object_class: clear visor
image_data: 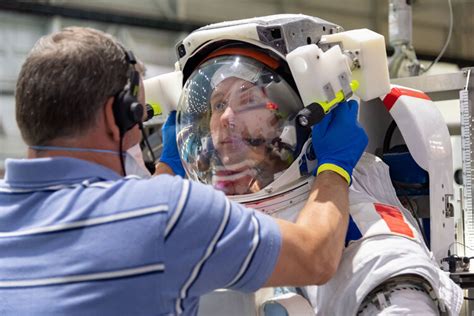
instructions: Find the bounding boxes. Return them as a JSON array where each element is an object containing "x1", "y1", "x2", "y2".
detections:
[{"x1": 177, "y1": 55, "x2": 304, "y2": 196}]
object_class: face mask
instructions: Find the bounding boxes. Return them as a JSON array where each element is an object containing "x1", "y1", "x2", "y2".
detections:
[
  {"x1": 29, "y1": 144, "x2": 151, "y2": 178},
  {"x1": 124, "y1": 143, "x2": 151, "y2": 178}
]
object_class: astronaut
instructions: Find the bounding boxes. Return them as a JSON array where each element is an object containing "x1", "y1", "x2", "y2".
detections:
[{"x1": 157, "y1": 14, "x2": 463, "y2": 315}]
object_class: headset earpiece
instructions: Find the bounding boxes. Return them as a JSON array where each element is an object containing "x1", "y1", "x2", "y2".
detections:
[
  {"x1": 112, "y1": 49, "x2": 144, "y2": 135},
  {"x1": 130, "y1": 102, "x2": 144, "y2": 123}
]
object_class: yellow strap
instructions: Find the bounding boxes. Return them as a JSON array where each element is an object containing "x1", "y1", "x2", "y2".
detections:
[
  {"x1": 319, "y1": 91, "x2": 345, "y2": 113},
  {"x1": 317, "y1": 80, "x2": 360, "y2": 114},
  {"x1": 148, "y1": 102, "x2": 163, "y2": 116},
  {"x1": 133, "y1": 85, "x2": 139, "y2": 97},
  {"x1": 317, "y1": 163, "x2": 351, "y2": 184}
]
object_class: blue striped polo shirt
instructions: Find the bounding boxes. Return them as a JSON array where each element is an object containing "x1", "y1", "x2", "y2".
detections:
[{"x1": 0, "y1": 157, "x2": 281, "y2": 315}]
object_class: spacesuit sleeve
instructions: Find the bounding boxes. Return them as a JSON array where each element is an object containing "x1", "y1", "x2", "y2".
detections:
[{"x1": 162, "y1": 177, "x2": 282, "y2": 298}]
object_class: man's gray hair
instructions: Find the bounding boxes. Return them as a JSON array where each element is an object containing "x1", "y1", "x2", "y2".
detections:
[{"x1": 16, "y1": 26, "x2": 130, "y2": 145}]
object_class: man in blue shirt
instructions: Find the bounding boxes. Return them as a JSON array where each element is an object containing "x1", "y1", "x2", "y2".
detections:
[{"x1": 0, "y1": 26, "x2": 367, "y2": 315}]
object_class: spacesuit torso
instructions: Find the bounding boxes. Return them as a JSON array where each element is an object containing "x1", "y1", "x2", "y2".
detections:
[
  {"x1": 305, "y1": 153, "x2": 463, "y2": 315},
  {"x1": 198, "y1": 152, "x2": 463, "y2": 315}
]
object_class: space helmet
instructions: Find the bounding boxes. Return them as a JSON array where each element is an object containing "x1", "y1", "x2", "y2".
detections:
[{"x1": 175, "y1": 14, "x2": 343, "y2": 199}]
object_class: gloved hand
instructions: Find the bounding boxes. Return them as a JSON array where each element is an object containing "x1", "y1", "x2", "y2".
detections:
[
  {"x1": 159, "y1": 111, "x2": 186, "y2": 177},
  {"x1": 312, "y1": 100, "x2": 368, "y2": 184}
]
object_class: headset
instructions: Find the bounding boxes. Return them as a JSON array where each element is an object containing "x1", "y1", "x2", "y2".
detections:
[
  {"x1": 112, "y1": 47, "x2": 156, "y2": 175},
  {"x1": 112, "y1": 49, "x2": 145, "y2": 135}
]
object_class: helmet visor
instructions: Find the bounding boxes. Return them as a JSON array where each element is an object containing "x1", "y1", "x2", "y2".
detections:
[{"x1": 177, "y1": 55, "x2": 303, "y2": 195}]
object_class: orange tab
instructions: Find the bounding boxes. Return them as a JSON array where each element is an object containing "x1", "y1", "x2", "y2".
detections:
[{"x1": 374, "y1": 203, "x2": 414, "y2": 238}]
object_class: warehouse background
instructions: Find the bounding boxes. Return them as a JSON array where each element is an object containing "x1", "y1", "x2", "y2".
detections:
[{"x1": 0, "y1": 0, "x2": 473, "y2": 175}]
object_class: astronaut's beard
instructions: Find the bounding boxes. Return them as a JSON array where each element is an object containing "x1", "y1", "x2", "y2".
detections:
[{"x1": 211, "y1": 159, "x2": 260, "y2": 195}]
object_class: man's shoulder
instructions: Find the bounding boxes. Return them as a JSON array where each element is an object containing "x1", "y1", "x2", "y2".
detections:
[
  {"x1": 85, "y1": 174, "x2": 186, "y2": 208},
  {"x1": 106, "y1": 175, "x2": 226, "y2": 218}
]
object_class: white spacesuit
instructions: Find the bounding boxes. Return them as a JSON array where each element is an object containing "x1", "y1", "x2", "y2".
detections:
[
  {"x1": 306, "y1": 153, "x2": 462, "y2": 315},
  {"x1": 146, "y1": 14, "x2": 463, "y2": 315}
]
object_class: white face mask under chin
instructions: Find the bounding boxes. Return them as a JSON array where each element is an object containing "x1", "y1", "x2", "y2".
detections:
[{"x1": 125, "y1": 143, "x2": 152, "y2": 178}]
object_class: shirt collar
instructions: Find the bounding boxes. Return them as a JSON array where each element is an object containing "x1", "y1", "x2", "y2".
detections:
[{"x1": 2, "y1": 157, "x2": 121, "y2": 189}]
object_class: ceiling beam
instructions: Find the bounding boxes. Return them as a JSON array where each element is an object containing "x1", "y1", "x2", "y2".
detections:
[{"x1": 0, "y1": 0, "x2": 204, "y2": 33}]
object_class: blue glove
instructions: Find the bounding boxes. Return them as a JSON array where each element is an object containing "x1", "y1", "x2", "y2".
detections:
[
  {"x1": 159, "y1": 111, "x2": 186, "y2": 177},
  {"x1": 312, "y1": 100, "x2": 368, "y2": 184}
]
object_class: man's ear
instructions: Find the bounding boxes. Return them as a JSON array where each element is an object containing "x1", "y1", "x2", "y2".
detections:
[{"x1": 104, "y1": 97, "x2": 121, "y2": 143}]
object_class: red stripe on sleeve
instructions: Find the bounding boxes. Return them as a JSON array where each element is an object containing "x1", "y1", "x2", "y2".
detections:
[
  {"x1": 382, "y1": 87, "x2": 431, "y2": 111},
  {"x1": 374, "y1": 203, "x2": 415, "y2": 238}
]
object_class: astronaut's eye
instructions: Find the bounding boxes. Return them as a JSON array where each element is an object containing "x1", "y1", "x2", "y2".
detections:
[{"x1": 212, "y1": 102, "x2": 227, "y2": 112}]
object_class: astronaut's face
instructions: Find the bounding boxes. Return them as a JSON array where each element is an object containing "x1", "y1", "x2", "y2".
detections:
[
  {"x1": 210, "y1": 78, "x2": 278, "y2": 165},
  {"x1": 208, "y1": 77, "x2": 280, "y2": 194}
]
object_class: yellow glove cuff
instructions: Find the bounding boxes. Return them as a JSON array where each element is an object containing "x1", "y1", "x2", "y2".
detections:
[{"x1": 317, "y1": 163, "x2": 351, "y2": 185}]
